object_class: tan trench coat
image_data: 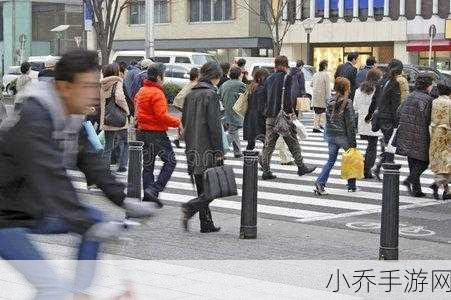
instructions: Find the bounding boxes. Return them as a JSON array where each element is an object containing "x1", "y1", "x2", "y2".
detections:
[{"x1": 429, "y1": 95, "x2": 451, "y2": 175}]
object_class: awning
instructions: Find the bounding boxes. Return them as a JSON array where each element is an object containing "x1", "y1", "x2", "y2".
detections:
[{"x1": 407, "y1": 40, "x2": 451, "y2": 52}]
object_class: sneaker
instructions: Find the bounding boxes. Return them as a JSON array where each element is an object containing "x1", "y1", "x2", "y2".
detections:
[
  {"x1": 298, "y1": 164, "x2": 316, "y2": 176},
  {"x1": 262, "y1": 171, "x2": 277, "y2": 180},
  {"x1": 314, "y1": 182, "x2": 326, "y2": 195}
]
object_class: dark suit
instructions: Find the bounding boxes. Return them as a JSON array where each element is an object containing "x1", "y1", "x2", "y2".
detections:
[{"x1": 335, "y1": 62, "x2": 358, "y2": 100}]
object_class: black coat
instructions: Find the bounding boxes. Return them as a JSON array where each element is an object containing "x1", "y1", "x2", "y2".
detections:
[
  {"x1": 0, "y1": 99, "x2": 125, "y2": 232},
  {"x1": 263, "y1": 71, "x2": 294, "y2": 118},
  {"x1": 335, "y1": 62, "x2": 358, "y2": 100},
  {"x1": 325, "y1": 96, "x2": 357, "y2": 147},
  {"x1": 182, "y1": 81, "x2": 223, "y2": 175},
  {"x1": 373, "y1": 79, "x2": 401, "y2": 131},
  {"x1": 290, "y1": 67, "x2": 306, "y2": 104},
  {"x1": 395, "y1": 90, "x2": 433, "y2": 162},
  {"x1": 243, "y1": 85, "x2": 266, "y2": 141}
]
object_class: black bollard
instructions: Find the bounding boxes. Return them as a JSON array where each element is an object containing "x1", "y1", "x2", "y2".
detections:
[
  {"x1": 379, "y1": 163, "x2": 401, "y2": 260},
  {"x1": 240, "y1": 151, "x2": 259, "y2": 239},
  {"x1": 127, "y1": 141, "x2": 144, "y2": 199}
]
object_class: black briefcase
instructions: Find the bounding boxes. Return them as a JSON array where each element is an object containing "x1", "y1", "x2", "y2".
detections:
[{"x1": 203, "y1": 166, "x2": 238, "y2": 201}]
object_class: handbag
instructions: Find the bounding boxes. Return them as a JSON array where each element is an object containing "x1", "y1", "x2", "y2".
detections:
[
  {"x1": 104, "y1": 84, "x2": 127, "y2": 128},
  {"x1": 233, "y1": 88, "x2": 250, "y2": 118},
  {"x1": 296, "y1": 97, "x2": 311, "y2": 112},
  {"x1": 274, "y1": 74, "x2": 294, "y2": 137},
  {"x1": 203, "y1": 165, "x2": 238, "y2": 201},
  {"x1": 341, "y1": 148, "x2": 364, "y2": 180}
]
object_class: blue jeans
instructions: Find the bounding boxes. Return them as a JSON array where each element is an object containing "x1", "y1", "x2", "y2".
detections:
[
  {"x1": 0, "y1": 206, "x2": 103, "y2": 298},
  {"x1": 104, "y1": 129, "x2": 129, "y2": 170},
  {"x1": 137, "y1": 130, "x2": 176, "y2": 194},
  {"x1": 316, "y1": 136, "x2": 356, "y2": 189}
]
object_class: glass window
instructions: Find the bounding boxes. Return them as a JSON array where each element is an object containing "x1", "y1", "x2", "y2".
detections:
[
  {"x1": 192, "y1": 54, "x2": 218, "y2": 65},
  {"x1": 175, "y1": 57, "x2": 191, "y2": 64},
  {"x1": 129, "y1": 1, "x2": 145, "y2": 24},
  {"x1": 152, "y1": 56, "x2": 170, "y2": 63},
  {"x1": 201, "y1": 0, "x2": 211, "y2": 21},
  {"x1": 214, "y1": 0, "x2": 223, "y2": 21},
  {"x1": 171, "y1": 66, "x2": 189, "y2": 78},
  {"x1": 190, "y1": 0, "x2": 200, "y2": 22},
  {"x1": 130, "y1": 0, "x2": 169, "y2": 24},
  {"x1": 260, "y1": 0, "x2": 268, "y2": 22},
  {"x1": 190, "y1": 0, "x2": 232, "y2": 22},
  {"x1": 155, "y1": 0, "x2": 170, "y2": 23}
]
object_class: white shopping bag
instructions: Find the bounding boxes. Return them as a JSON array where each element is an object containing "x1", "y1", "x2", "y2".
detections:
[
  {"x1": 386, "y1": 129, "x2": 397, "y2": 154},
  {"x1": 292, "y1": 118, "x2": 308, "y2": 140}
]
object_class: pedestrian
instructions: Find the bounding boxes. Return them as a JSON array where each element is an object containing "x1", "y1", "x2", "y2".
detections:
[
  {"x1": 220, "y1": 66, "x2": 247, "y2": 158},
  {"x1": 123, "y1": 60, "x2": 141, "y2": 116},
  {"x1": 259, "y1": 55, "x2": 316, "y2": 180},
  {"x1": 335, "y1": 52, "x2": 359, "y2": 100},
  {"x1": 173, "y1": 67, "x2": 199, "y2": 148},
  {"x1": 135, "y1": 63, "x2": 181, "y2": 208},
  {"x1": 290, "y1": 60, "x2": 306, "y2": 111},
  {"x1": 396, "y1": 74, "x2": 435, "y2": 197},
  {"x1": 0, "y1": 50, "x2": 152, "y2": 299},
  {"x1": 243, "y1": 68, "x2": 269, "y2": 150},
  {"x1": 429, "y1": 83, "x2": 451, "y2": 200},
  {"x1": 353, "y1": 68, "x2": 383, "y2": 179},
  {"x1": 100, "y1": 63, "x2": 130, "y2": 173},
  {"x1": 128, "y1": 59, "x2": 153, "y2": 105},
  {"x1": 15, "y1": 62, "x2": 32, "y2": 93},
  {"x1": 355, "y1": 56, "x2": 376, "y2": 89},
  {"x1": 315, "y1": 77, "x2": 357, "y2": 195},
  {"x1": 396, "y1": 69, "x2": 410, "y2": 103},
  {"x1": 312, "y1": 59, "x2": 331, "y2": 132},
  {"x1": 38, "y1": 58, "x2": 57, "y2": 82},
  {"x1": 181, "y1": 61, "x2": 223, "y2": 233},
  {"x1": 369, "y1": 59, "x2": 403, "y2": 180},
  {"x1": 236, "y1": 58, "x2": 251, "y2": 84},
  {"x1": 218, "y1": 62, "x2": 231, "y2": 88}
]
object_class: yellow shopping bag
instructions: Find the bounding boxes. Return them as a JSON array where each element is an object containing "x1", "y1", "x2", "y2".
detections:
[{"x1": 341, "y1": 148, "x2": 364, "y2": 180}]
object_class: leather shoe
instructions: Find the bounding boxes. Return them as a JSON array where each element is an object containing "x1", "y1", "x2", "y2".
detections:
[
  {"x1": 143, "y1": 188, "x2": 164, "y2": 208},
  {"x1": 298, "y1": 164, "x2": 316, "y2": 176},
  {"x1": 262, "y1": 171, "x2": 277, "y2": 180}
]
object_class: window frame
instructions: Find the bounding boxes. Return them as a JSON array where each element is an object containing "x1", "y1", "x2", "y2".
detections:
[
  {"x1": 189, "y1": 0, "x2": 233, "y2": 24},
  {"x1": 129, "y1": 0, "x2": 171, "y2": 26}
]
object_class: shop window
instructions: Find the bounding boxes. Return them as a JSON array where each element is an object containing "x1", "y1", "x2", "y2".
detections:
[
  {"x1": 260, "y1": 0, "x2": 268, "y2": 22},
  {"x1": 189, "y1": 0, "x2": 232, "y2": 22},
  {"x1": 129, "y1": 0, "x2": 170, "y2": 25},
  {"x1": 344, "y1": 0, "x2": 353, "y2": 21},
  {"x1": 373, "y1": 0, "x2": 384, "y2": 21}
]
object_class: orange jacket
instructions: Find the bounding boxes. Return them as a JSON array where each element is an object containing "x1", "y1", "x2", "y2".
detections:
[{"x1": 135, "y1": 80, "x2": 180, "y2": 131}]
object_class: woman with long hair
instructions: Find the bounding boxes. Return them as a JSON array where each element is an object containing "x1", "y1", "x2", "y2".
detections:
[
  {"x1": 312, "y1": 60, "x2": 331, "y2": 132},
  {"x1": 315, "y1": 77, "x2": 357, "y2": 195},
  {"x1": 353, "y1": 68, "x2": 383, "y2": 179},
  {"x1": 243, "y1": 68, "x2": 270, "y2": 150}
]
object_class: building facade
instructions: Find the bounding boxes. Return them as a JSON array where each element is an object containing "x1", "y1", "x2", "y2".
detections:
[
  {"x1": 0, "y1": 0, "x2": 85, "y2": 71},
  {"x1": 282, "y1": 0, "x2": 451, "y2": 71},
  {"x1": 112, "y1": 0, "x2": 273, "y2": 62}
]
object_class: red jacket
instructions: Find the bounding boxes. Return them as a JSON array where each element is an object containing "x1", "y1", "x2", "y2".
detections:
[{"x1": 135, "y1": 80, "x2": 180, "y2": 131}]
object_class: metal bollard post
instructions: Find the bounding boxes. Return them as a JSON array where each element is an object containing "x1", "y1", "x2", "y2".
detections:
[
  {"x1": 379, "y1": 163, "x2": 401, "y2": 260},
  {"x1": 127, "y1": 141, "x2": 144, "y2": 199},
  {"x1": 240, "y1": 151, "x2": 259, "y2": 239}
]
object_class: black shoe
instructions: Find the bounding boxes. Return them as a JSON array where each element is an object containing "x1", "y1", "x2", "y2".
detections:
[
  {"x1": 430, "y1": 184, "x2": 439, "y2": 200},
  {"x1": 348, "y1": 187, "x2": 358, "y2": 192},
  {"x1": 312, "y1": 128, "x2": 322, "y2": 133},
  {"x1": 262, "y1": 171, "x2": 277, "y2": 180},
  {"x1": 402, "y1": 180, "x2": 412, "y2": 195},
  {"x1": 364, "y1": 174, "x2": 374, "y2": 180},
  {"x1": 372, "y1": 168, "x2": 381, "y2": 181},
  {"x1": 281, "y1": 161, "x2": 295, "y2": 166},
  {"x1": 443, "y1": 191, "x2": 451, "y2": 201},
  {"x1": 181, "y1": 204, "x2": 196, "y2": 231},
  {"x1": 234, "y1": 153, "x2": 243, "y2": 159},
  {"x1": 143, "y1": 188, "x2": 164, "y2": 208},
  {"x1": 413, "y1": 191, "x2": 426, "y2": 198},
  {"x1": 200, "y1": 224, "x2": 221, "y2": 233},
  {"x1": 319, "y1": 125, "x2": 325, "y2": 130},
  {"x1": 298, "y1": 164, "x2": 316, "y2": 176},
  {"x1": 173, "y1": 139, "x2": 181, "y2": 148},
  {"x1": 116, "y1": 167, "x2": 127, "y2": 173}
]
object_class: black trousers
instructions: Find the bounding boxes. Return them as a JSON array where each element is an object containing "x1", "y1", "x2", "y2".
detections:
[
  {"x1": 362, "y1": 136, "x2": 379, "y2": 176},
  {"x1": 186, "y1": 174, "x2": 214, "y2": 225},
  {"x1": 407, "y1": 157, "x2": 429, "y2": 193}
]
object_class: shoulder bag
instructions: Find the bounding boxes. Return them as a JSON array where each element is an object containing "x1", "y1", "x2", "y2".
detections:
[
  {"x1": 203, "y1": 165, "x2": 238, "y2": 201},
  {"x1": 233, "y1": 87, "x2": 250, "y2": 118},
  {"x1": 273, "y1": 74, "x2": 294, "y2": 137},
  {"x1": 104, "y1": 83, "x2": 127, "y2": 128}
]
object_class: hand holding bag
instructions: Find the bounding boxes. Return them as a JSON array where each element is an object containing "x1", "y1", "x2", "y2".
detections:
[
  {"x1": 233, "y1": 87, "x2": 250, "y2": 118},
  {"x1": 104, "y1": 84, "x2": 127, "y2": 128},
  {"x1": 203, "y1": 165, "x2": 238, "y2": 201}
]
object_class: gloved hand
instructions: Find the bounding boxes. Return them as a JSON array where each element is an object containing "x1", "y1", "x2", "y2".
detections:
[
  {"x1": 85, "y1": 222, "x2": 123, "y2": 242},
  {"x1": 123, "y1": 198, "x2": 154, "y2": 219}
]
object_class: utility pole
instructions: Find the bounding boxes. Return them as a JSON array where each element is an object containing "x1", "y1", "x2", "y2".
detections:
[{"x1": 145, "y1": 0, "x2": 155, "y2": 59}]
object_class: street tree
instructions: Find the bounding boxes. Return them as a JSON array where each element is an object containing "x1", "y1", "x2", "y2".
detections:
[
  {"x1": 83, "y1": 0, "x2": 137, "y2": 65},
  {"x1": 236, "y1": 0, "x2": 304, "y2": 56}
]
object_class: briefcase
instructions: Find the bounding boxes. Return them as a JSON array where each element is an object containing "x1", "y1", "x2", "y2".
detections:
[{"x1": 203, "y1": 166, "x2": 238, "y2": 201}]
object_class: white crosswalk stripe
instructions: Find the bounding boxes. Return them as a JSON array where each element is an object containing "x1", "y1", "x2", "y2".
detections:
[{"x1": 69, "y1": 113, "x2": 441, "y2": 223}]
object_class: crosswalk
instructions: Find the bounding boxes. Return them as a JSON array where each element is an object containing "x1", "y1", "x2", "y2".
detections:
[{"x1": 70, "y1": 112, "x2": 441, "y2": 223}]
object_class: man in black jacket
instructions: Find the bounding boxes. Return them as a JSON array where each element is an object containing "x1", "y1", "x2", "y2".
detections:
[
  {"x1": 0, "y1": 50, "x2": 152, "y2": 298},
  {"x1": 335, "y1": 52, "x2": 359, "y2": 100},
  {"x1": 290, "y1": 60, "x2": 306, "y2": 105},
  {"x1": 259, "y1": 56, "x2": 316, "y2": 180},
  {"x1": 355, "y1": 56, "x2": 376, "y2": 89}
]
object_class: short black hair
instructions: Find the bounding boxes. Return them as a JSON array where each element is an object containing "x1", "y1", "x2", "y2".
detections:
[
  {"x1": 274, "y1": 55, "x2": 289, "y2": 69},
  {"x1": 199, "y1": 61, "x2": 223, "y2": 82},
  {"x1": 20, "y1": 62, "x2": 31, "y2": 74},
  {"x1": 415, "y1": 73, "x2": 434, "y2": 91},
  {"x1": 54, "y1": 50, "x2": 99, "y2": 82},
  {"x1": 229, "y1": 66, "x2": 242, "y2": 80},
  {"x1": 347, "y1": 52, "x2": 359, "y2": 62},
  {"x1": 189, "y1": 67, "x2": 199, "y2": 81},
  {"x1": 296, "y1": 60, "x2": 304, "y2": 68},
  {"x1": 319, "y1": 60, "x2": 328, "y2": 72},
  {"x1": 237, "y1": 58, "x2": 246, "y2": 68},
  {"x1": 118, "y1": 61, "x2": 127, "y2": 74},
  {"x1": 437, "y1": 83, "x2": 451, "y2": 96},
  {"x1": 366, "y1": 56, "x2": 376, "y2": 67},
  {"x1": 102, "y1": 63, "x2": 120, "y2": 78},
  {"x1": 147, "y1": 63, "x2": 166, "y2": 82},
  {"x1": 220, "y1": 62, "x2": 231, "y2": 76}
]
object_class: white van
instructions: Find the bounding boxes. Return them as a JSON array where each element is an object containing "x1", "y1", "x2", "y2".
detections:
[{"x1": 111, "y1": 51, "x2": 218, "y2": 67}]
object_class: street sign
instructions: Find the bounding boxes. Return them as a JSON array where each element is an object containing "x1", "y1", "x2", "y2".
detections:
[{"x1": 429, "y1": 24, "x2": 437, "y2": 39}]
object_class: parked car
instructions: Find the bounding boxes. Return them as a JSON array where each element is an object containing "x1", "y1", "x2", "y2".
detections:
[
  {"x1": 2, "y1": 66, "x2": 39, "y2": 95},
  {"x1": 111, "y1": 50, "x2": 219, "y2": 67},
  {"x1": 164, "y1": 64, "x2": 191, "y2": 88}
]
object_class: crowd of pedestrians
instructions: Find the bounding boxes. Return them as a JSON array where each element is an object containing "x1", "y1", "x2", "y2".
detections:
[{"x1": 0, "y1": 48, "x2": 449, "y2": 298}]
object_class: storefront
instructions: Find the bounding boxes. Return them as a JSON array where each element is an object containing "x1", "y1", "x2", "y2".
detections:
[
  {"x1": 312, "y1": 43, "x2": 394, "y2": 72},
  {"x1": 407, "y1": 40, "x2": 451, "y2": 70}
]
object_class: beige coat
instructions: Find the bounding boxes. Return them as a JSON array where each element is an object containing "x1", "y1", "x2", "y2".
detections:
[
  {"x1": 396, "y1": 75, "x2": 409, "y2": 103},
  {"x1": 429, "y1": 95, "x2": 451, "y2": 175},
  {"x1": 100, "y1": 76, "x2": 130, "y2": 131},
  {"x1": 312, "y1": 71, "x2": 331, "y2": 109}
]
